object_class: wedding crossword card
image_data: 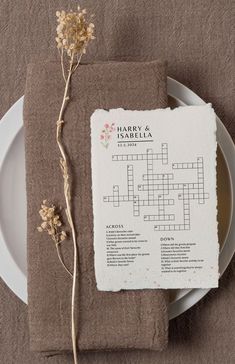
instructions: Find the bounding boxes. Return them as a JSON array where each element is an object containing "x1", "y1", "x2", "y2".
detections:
[{"x1": 90, "y1": 105, "x2": 219, "y2": 291}]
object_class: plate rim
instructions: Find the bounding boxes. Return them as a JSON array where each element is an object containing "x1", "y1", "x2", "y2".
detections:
[
  {"x1": 0, "y1": 96, "x2": 26, "y2": 303},
  {"x1": 168, "y1": 77, "x2": 235, "y2": 318}
]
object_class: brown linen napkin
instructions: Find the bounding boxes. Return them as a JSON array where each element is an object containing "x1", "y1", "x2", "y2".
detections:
[{"x1": 24, "y1": 60, "x2": 169, "y2": 353}]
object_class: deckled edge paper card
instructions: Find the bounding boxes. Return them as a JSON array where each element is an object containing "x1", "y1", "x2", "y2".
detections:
[{"x1": 90, "y1": 104, "x2": 219, "y2": 291}]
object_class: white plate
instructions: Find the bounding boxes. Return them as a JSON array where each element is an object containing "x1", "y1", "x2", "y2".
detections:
[{"x1": 0, "y1": 78, "x2": 234, "y2": 319}]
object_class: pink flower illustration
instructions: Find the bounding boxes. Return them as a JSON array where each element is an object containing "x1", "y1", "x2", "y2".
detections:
[{"x1": 100, "y1": 122, "x2": 115, "y2": 148}]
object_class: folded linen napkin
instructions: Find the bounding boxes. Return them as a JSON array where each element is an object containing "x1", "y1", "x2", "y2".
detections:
[{"x1": 24, "y1": 60, "x2": 169, "y2": 353}]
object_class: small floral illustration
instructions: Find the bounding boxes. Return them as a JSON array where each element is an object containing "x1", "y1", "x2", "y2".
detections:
[{"x1": 100, "y1": 122, "x2": 115, "y2": 148}]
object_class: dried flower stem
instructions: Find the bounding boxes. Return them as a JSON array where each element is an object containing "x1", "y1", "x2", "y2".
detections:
[
  {"x1": 38, "y1": 7, "x2": 94, "y2": 363},
  {"x1": 60, "y1": 48, "x2": 66, "y2": 83},
  {"x1": 56, "y1": 243, "x2": 73, "y2": 277},
  {"x1": 56, "y1": 51, "x2": 80, "y2": 364},
  {"x1": 54, "y1": 8, "x2": 94, "y2": 364}
]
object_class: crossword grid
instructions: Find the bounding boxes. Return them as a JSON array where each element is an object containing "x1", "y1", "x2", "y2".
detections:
[
  {"x1": 112, "y1": 144, "x2": 167, "y2": 163},
  {"x1": 103, "y1": 146, "x2": 209, "y2": 231}
]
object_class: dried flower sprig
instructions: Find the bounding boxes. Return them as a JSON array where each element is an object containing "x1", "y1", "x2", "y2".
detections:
[
  {"x1": 37, "y1": 200, "x2": 72, "y2": 277},
  {"x1": 56, "y1": 7, "x2": 94, "y2": 56},
  {"x1": 56, "y1": 6, "x2": 94, "y2": 83},
  {"x1": 37, "y1": 200, "x2": 66, "y2": 241},
  {"x1": 55, "y1": 7, "x2": 94, "y2": 364},
  {"x1": 37, "y1": 6, "x2": 94, "y2": 364}
]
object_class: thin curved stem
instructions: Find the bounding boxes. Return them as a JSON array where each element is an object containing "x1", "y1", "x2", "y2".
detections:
[
  {"x1": 56, "y1": 243, "x2": 73, "y2": 277},
  {"x1": 56, "y1": 51, "x2": 79, "y2": 364},
  {"x1": 60, "y1": 48, "x2": 66, "y2": 83},
  {"x1": 72, "y1": 51, "x2": 83, "y2": 73}
]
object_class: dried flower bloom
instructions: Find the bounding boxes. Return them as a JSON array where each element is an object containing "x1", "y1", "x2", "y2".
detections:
[
  {"x1": 37, "y1": 200, "x2": 67, "y2": 244},
  {"x1": 55, "y1": 7, "x2": 95, "y2": 57}
]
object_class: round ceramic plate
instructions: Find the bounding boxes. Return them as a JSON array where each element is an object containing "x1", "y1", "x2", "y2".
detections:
[{"x1": 0, "y1": 78, "x2": 234, "y2": 319}]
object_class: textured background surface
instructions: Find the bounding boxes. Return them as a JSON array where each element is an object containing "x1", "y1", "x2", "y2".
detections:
[{"x1": 0, "y1": 1, "x2": 234, "y2": 363}]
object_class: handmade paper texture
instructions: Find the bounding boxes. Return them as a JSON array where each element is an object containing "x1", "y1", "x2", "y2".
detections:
[{"x1": 91, "y1": 105, "x2": 219, "y2": 291}]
